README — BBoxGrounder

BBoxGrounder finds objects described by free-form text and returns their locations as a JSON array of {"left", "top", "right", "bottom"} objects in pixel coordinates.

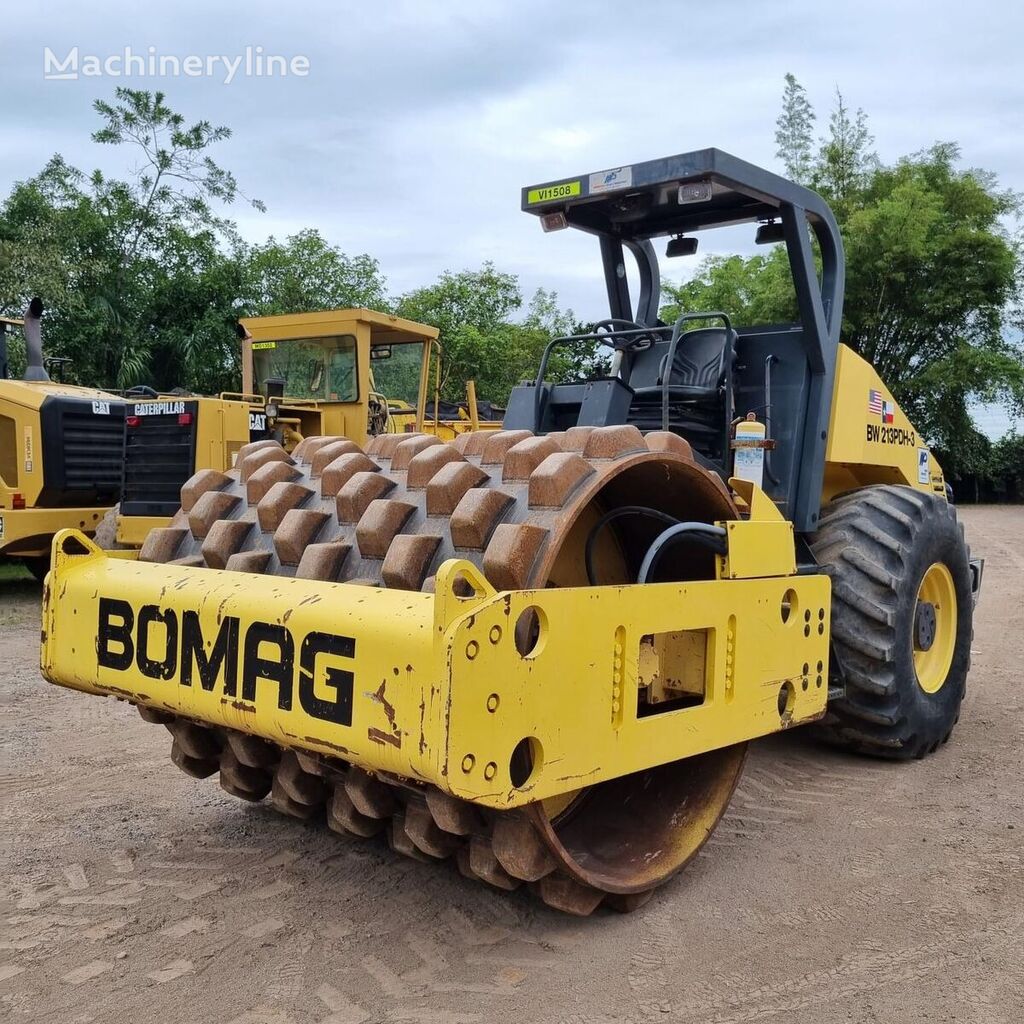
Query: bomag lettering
[
  {"left": 866, "top": 423, "right": 917, "bottom": 446},
  {"left": 96, "top": 597, "right": 355, "bottom": 726}
]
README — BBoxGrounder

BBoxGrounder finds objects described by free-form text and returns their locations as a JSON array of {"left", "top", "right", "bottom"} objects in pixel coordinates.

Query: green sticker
[{"left": 527, "top": 180, "right": 582, "bottom": 204}]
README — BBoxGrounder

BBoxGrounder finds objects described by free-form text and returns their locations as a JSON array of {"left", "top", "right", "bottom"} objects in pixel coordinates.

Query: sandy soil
[{"left": 1, "top": 505, "right": 1021, "bottom": 1024}]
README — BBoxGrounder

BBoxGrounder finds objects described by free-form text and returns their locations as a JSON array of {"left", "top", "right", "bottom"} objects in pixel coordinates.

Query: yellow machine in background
[
  {"left": 238, "top": 307, "right": 493, "bottom": 444},
  {"left": 41, "top": 151, "right": 981, "bottom": 916},
  {"left": 111, "top": 308, "right": 500, "bottom": 547},
  {"left": 0, "top": 300, "right": 124, "bottom": 578}
]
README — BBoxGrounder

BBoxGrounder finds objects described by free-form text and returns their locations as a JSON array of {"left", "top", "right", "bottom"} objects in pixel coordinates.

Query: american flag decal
[{"left": 868, "top": 388, "right": 884, "bottom": 415}]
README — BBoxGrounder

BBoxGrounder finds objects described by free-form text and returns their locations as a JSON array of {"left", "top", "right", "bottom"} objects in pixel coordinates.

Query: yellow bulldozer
[
  {"left": 0, "top": 300, "right": 124, "bottom": 579},
  {"left": 40, "top": 150, "right": 982, "bottom": 915},
  {"left": 107, "top": 307, "right": 498, "bottom": 548}
]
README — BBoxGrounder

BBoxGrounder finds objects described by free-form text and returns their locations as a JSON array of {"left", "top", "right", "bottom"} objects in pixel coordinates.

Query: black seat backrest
[{"left": 658, "top": 327, "right": 733, "bottom": 391}]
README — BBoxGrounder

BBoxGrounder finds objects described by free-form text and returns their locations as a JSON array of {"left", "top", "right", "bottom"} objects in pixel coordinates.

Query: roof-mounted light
[
  {"left": 540, "top": 211, "right": 568, "bottom": 232},
  {"left": 678, "top": 181, "right": 713, "bottom": 204}
]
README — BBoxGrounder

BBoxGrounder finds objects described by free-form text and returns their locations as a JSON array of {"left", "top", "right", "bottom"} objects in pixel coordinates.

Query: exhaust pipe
[{"left": 23, "top": 297, "right": 50, "bottom": 382}]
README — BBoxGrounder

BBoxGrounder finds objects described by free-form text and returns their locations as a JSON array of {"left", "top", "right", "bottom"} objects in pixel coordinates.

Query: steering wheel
[
  {"left": 591, "top": 318, "right": 658, "bottom": 353},
  {"left": 125, "top": 384, "right": 159, "bottom": 398}
]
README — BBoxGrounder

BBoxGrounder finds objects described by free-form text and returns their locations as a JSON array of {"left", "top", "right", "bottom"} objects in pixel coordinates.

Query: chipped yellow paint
[{"left": 41, "top": 523, "right": 829, "bottom": 810}]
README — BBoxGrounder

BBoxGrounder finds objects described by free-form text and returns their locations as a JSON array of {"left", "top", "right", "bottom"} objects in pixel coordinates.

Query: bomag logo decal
[
  {"left": 866, "top": 423, "right": 917, "bottom": 446},
  {"left": 96, "top": 598, "right": 355, "bottom": 726}
]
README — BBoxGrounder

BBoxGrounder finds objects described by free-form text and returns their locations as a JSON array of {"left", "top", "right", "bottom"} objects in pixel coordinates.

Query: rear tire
[{"left": 809, "top": 485, "right": 973, "bottom": 759}]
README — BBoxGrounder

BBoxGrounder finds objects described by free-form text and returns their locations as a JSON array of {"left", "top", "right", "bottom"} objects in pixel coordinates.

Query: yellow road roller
[{"left": 40, "top": 150, "right": 981, "bottom": 914}]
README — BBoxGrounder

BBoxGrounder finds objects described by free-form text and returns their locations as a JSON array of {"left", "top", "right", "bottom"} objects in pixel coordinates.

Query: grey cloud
[{"left": 3, "top": 0, "right": 1023, "bottom": 319}]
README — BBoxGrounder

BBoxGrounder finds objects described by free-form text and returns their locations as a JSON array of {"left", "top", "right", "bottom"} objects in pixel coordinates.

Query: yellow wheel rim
[{"left": 913, "top": 562, "right": 957, "bottom": 694}]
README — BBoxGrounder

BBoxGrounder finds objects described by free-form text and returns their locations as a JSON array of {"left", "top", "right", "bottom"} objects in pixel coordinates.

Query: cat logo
[{"left": 91, "top": 400, "right": 111, "bottom": 415}]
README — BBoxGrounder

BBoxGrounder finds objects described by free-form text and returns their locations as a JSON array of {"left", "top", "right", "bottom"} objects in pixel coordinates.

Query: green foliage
[
  {"left": 662, "top": 251, "right": 797, "bottom": 327},
  {"left": 0, "top": 89, "right": 581, "bottom": 405},
  {"left": 774, "top": 73, "right": 815, "bottom": 183},
  {"left": 238, "top": 230, "right": 388, "bottom": 316},
  {"left": 811, "top": 89, "right": 877, "bottom": 214},
  {"left": 987, "top": 431, "right": 1024, "bottom": 497},
  {"left": 939, "top": 429, "right": 1024, "bottom": 501},
  {"left": 396, "top": 265, "right": 577, "bottom": 404},
  {"left": 663, "top": 77, "right": 1024, "bottom": 483},
  {"left": 0, "top": 89, "right": 254, "bottom": 390}
]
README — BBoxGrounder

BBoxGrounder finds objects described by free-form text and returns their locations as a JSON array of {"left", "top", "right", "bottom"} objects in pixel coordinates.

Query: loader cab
[
  {"left": 506, "top": 149, "right": 845, "bottom": 532},
  {"left": 238, "top": 308, "right": 441, "bottom": 445}
]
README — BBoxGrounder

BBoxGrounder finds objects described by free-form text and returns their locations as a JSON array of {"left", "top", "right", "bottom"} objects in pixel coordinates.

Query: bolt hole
[
  {"left": 803, "top": 625, "right": 810, "bottom": 638},
  {"left": 778, "top": 680, "right": 795, "bottom": 718},
  {"left": 509, "top": 737, "right": 542, "bottom": 789},
  {"left": 486, "top": 693, "right": 500, "bottom": 713},
  {"left": 514, "top": 606, "right": 546, "bottom": 658},
  {"left": 801, "top": 678, "right": 809, "bottom": 691},
  {"left": 781, "top": 588, "right": 799, "bottom": 624},
  {"left": 488, "top": 625, "right": 502, "bottom": 645},
  {"left": 452, "top": 572, "right": 479, "bottom": 599}
]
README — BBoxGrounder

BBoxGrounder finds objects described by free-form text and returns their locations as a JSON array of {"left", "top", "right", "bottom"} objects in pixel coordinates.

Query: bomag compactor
[
  {"left": 110, "top": 307, "right": 494, "bottom": 548},
  {"left": 41, "top": 151, "right": 982, "bottom": 914},
  {"left": 0, "top": 300, "right": 124, "bottom": 579}
]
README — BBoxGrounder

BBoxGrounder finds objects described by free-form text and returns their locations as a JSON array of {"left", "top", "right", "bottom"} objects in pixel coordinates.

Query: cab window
[{"left": 253, "top": 335, "right": 358, "bottom": 401}]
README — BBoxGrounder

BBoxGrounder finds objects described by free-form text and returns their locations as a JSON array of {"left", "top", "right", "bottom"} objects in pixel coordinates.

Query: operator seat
[{"left": 627, "top": 326, "right": 737, "bottom": 456}]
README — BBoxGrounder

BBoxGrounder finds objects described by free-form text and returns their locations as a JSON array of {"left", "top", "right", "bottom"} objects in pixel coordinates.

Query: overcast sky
[{"left": 4, "top": 1, "right": 1023, "bottom": 433}]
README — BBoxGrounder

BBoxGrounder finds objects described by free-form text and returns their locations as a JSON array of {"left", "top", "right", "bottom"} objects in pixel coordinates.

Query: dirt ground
[{"left": 1, "top": 505, "right": 1021, "bottom": 1024}]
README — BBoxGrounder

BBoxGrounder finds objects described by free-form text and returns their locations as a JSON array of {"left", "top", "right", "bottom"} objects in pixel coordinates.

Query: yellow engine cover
[{"left": 823, "top": 344, "right": 946, "bottom": 502}]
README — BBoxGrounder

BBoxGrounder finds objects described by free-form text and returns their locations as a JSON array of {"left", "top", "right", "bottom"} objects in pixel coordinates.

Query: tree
[
  {"left": 774, "top": 73, "right": 815, "bottom": 183},
  {"left": 396, "top": 265, "right": 577, "bottom": 404},
  {"left": 0, "top": 89, "right": 257, "bottom": 390},
  {"left": 812, "top": 88, "right": 877, "bottom": 214},
  {"left": 238, "top": 230, "right": 388, "bottom": 316},
  {"left": 661, "top": 252, "right": 797, "bottom": 327},
  {"left": 838, "top": 143, "right": 1022, "bottom": 466},
  {"left": 662, "top": 78, "right": 1024, "bottom": 481}
]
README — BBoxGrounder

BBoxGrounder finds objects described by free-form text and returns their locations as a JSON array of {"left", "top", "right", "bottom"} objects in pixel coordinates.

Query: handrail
[{"left": 532, "top": 320, "right": 674, "bottom": 429}]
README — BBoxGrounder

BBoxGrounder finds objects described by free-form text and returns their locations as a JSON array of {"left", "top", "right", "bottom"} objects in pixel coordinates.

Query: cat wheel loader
[
  {"left": 41, "top": 150, "right": 982, "bottom": 915},
  {"left": 0, "top": 300, "right": 124, "bottom": 579},
  {"left": 105, "top": 307, "right": 499, "bottom": 549}
]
